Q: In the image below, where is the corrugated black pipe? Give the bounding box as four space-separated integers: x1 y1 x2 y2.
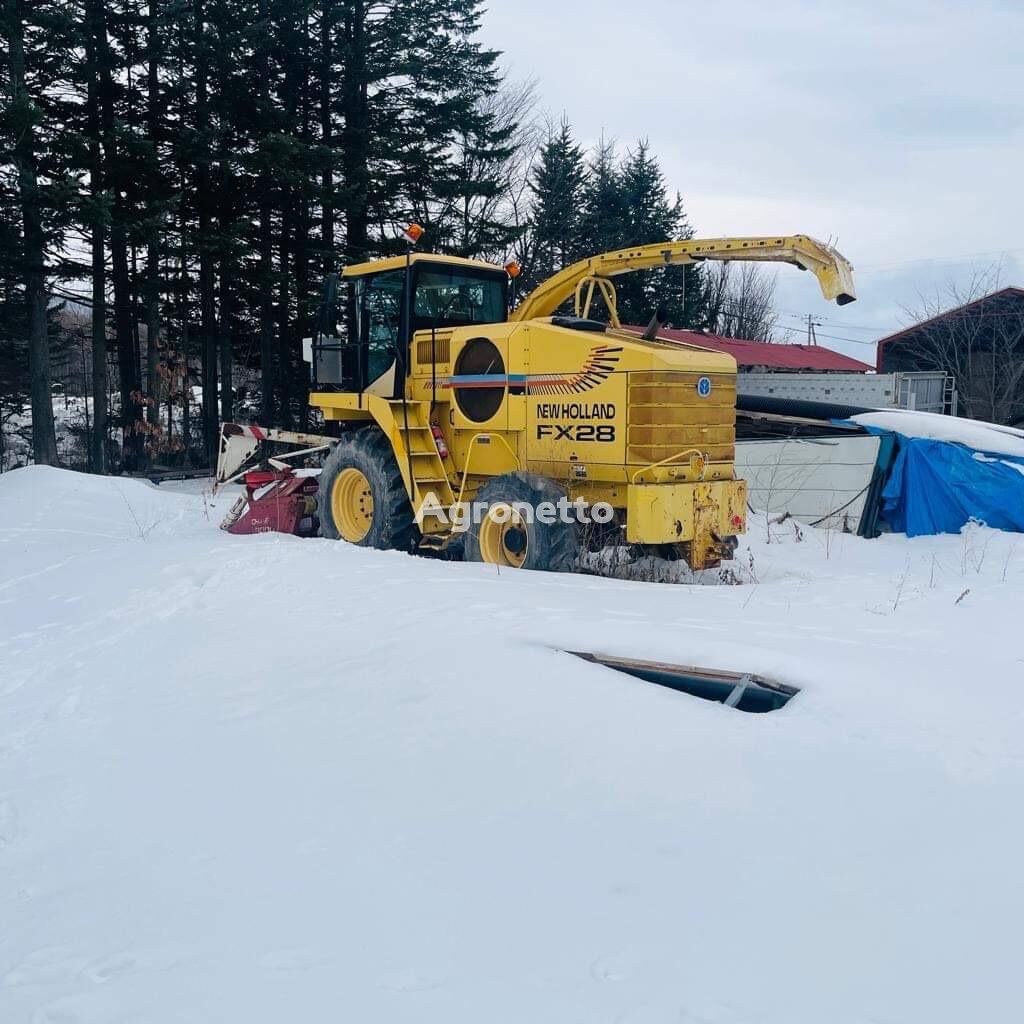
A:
736 394 876 421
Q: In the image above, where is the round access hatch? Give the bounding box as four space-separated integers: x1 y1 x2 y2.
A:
453 337 505 423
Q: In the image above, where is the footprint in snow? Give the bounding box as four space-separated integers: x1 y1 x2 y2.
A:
376 968 446 992
590 954 629 983
80 952 147 984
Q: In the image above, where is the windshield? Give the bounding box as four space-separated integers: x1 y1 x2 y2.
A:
413 265 507 330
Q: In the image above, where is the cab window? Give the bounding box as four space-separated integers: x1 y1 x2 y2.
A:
413 266 506 331
356 270 404 383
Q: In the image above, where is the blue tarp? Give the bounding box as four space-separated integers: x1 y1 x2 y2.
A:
871 434 1024 537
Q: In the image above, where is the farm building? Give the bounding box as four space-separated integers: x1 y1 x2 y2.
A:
876 286 1024 427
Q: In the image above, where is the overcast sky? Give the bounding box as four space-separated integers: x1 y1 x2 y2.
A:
478 0 1023 357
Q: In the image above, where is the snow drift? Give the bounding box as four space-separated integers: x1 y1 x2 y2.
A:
850 408 1024 458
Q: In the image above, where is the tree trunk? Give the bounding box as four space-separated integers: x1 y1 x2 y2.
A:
320 0 335 273
255 0 276 426
214 15 233 426
194 0 218 463
258 190 275 425
83 2 107 472
111 218 139 469
91 0 142 471
5 0 58 465
90 227 108 471
278 189 293 428
81 10 108 474
179 206 191 465
144 0 162 429
296 16 312 429
340 0 369 264
218 258 232 424
275 15 302 429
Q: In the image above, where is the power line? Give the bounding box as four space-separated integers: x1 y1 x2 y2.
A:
713 302 879 347
773 304 1024 334
809 330 879 348
854 248 1024 274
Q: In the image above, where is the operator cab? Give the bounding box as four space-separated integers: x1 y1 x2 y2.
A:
309 253 509 398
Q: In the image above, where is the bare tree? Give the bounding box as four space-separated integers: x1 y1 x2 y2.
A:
425 76 542 263
705 262 781 342
898 265 1024 426
503 94 548 277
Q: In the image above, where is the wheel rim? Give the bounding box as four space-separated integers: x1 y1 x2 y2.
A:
478 504 528 568
331 468 374 542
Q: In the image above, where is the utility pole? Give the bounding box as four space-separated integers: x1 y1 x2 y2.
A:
805 313 823 346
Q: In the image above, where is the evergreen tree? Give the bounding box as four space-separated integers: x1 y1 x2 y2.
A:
0 0 533 469
337 0 511 264
424 84 522 260
578 134 624 257
523 119 586 292
615 139 705 328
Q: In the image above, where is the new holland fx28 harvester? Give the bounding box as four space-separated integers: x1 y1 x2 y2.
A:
216 234 856 572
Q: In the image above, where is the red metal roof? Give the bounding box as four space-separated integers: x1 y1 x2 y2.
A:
631 327 875 372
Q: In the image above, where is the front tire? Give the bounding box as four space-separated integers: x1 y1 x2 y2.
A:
318 428 418 551
464 472 579 572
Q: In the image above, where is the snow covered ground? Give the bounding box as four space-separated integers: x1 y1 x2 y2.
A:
2 467 1023 1023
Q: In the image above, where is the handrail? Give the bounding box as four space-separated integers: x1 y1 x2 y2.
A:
630 447 707 485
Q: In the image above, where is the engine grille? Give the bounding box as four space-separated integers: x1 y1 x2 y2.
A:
627 371 736 466
415 331 452 367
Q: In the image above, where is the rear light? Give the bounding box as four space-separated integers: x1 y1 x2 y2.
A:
731 513 743 528
431 424 449 460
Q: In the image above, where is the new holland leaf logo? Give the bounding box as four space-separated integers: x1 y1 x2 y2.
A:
442 346 623 396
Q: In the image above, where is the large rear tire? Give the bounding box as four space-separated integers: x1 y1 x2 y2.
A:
318 428 418 551
464 472 579 572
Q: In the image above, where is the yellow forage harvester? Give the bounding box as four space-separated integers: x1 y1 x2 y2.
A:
216 232 855 572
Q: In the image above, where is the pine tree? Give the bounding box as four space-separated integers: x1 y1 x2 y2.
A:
578 134 623 258
425 85 521 260
4 0 517 469
336 0 512 264
523 119 587 292
615 139 705 328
